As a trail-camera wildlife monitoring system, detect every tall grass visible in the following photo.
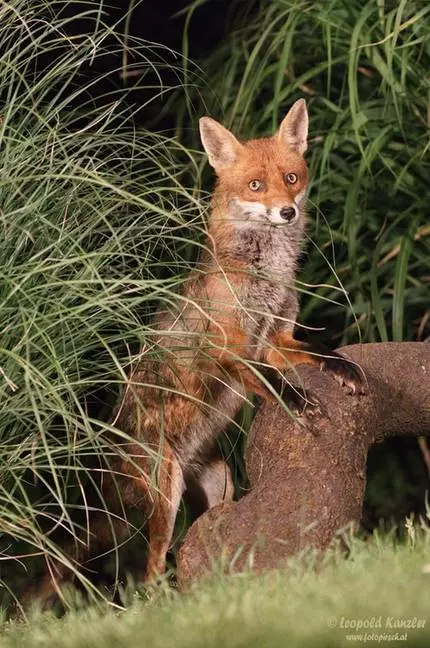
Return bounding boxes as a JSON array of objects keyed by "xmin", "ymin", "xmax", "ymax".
[
  {"xmin": 180, "ymin": 0, "xmax": 430, "ymax": 344},
  {"xmin": 0, "ymin": 0, "xmax": 206, "ymax": 608}
]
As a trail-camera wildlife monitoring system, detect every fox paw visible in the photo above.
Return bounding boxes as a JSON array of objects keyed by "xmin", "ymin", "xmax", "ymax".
[
  {"xmin": 282, "ymin": 386, "xmax": 326, "ymax": 436},
  {"xmin": 318, "ymin": 351, "xmax": 366, "ymax": 395},
  {"xmin": 256, "ymin": 366, "xmax": 327, "ymax": 433}
]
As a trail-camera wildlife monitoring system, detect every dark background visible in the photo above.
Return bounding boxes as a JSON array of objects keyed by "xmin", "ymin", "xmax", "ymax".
[
  {"xmin": 46, "ymin": 0, "xmax": 237, "ymax": 129},
  {"xmin": 60, "ymin": 0, "xmax": 230, "ymax": 56}
]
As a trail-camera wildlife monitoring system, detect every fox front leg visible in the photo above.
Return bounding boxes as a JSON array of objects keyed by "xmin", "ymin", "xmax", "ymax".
[{"xmin": 265, "ymin": 330, "xmax": 366, "ymax": 398}]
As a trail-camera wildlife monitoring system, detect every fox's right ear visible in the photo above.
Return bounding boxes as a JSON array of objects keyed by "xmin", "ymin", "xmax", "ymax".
[
  {"xmin": 199, "ymin": 117, "xmax": 243, "ymax": 170},
  {"xmin": 278, "ymin": 99, "xmax": 308, "ymax": 155}
]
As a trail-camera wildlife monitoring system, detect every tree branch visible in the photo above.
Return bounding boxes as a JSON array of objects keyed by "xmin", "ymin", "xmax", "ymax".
[{"xmin": 177, "ymin": 342, "xmax": 430, "ymax": 586}]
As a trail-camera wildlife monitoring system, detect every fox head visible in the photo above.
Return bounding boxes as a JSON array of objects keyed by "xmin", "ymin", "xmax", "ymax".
[{"xmin": 199, "ymin": 99, "xmax": 308, "ymax": 228}]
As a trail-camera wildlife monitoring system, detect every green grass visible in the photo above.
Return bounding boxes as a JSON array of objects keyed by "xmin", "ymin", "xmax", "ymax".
[{"xmin": 2, "ymin": 529, "xmax": 430, "ymax": 647}]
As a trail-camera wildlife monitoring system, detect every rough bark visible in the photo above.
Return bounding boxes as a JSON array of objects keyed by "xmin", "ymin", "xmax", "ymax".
[{"xmin": 177, "ymin": 342, "xmax": 430, "ymax": 587}]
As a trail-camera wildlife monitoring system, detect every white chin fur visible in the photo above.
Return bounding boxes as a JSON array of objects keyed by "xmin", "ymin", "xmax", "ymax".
[{"xmin": 229, "ymin": 198, "xmax": 300, "ymax": 226}]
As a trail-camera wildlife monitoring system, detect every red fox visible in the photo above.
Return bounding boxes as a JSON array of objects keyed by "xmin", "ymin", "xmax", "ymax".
[{"xmin": 26, "ymin": 99, "xmax": 364, "ymax": 605}]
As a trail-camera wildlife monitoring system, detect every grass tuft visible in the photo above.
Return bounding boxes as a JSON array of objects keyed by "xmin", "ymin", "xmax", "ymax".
[{"xmin": 0, "ymin": 0, "xmax": 205, "ymax": 607}]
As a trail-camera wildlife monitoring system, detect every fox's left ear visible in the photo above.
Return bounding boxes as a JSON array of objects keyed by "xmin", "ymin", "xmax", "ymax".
[{"xmin": 278, "ymin": 99, "xmax": 308, "ymax": 155}]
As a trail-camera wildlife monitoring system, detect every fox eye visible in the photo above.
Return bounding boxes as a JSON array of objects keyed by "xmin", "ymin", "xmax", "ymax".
[
  {"xmin": 248, "ymin": 179, "xmax": 264, "ymax": 192},
  {"xmin": 285, "ymin": 172, "xmax": 297, "ymax": 185}
]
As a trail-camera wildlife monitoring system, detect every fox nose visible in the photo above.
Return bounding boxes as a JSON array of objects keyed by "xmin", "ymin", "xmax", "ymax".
[{"xmin": 280, "ymin": 206, "xmax": 297, "ymax": 222}]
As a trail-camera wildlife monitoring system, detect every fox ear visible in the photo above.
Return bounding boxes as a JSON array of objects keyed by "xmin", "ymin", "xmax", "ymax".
[
  {"xmin": 278, "ymin": 99, "xmax": 308, "ymax": 155},
  {"xmin": 199, "ymin": 117, "xmax": 243, "ymax": 170}
]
